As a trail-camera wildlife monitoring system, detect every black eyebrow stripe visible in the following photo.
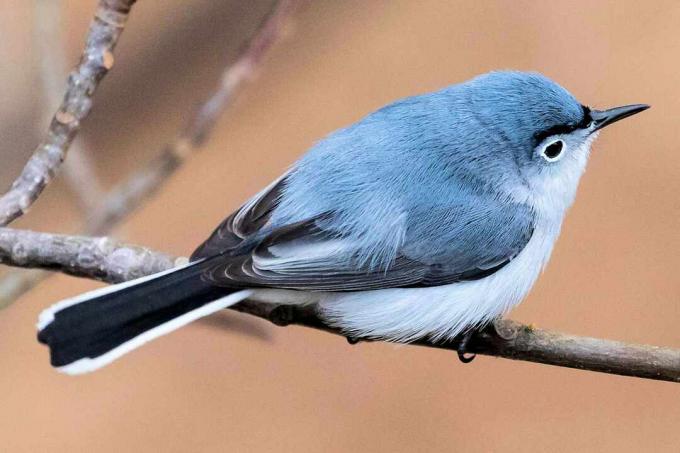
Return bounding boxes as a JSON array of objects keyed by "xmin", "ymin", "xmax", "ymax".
[{"xmin": 533, "ymin": 104, "xmax": 592, "ymax": 144}]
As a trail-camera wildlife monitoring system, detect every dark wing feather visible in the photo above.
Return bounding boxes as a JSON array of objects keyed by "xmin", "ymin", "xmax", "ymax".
[
  {"xmin": 201, "ymin": 213, "xmax": 533, "ymax": 292},
  {"xmin": 191, "ymin": 173, "xmax": 288, "ymax": 260}
]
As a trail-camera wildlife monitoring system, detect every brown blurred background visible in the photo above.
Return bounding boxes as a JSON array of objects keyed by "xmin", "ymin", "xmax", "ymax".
[{"xmin": 0, "ymin": 0, "xmax": 679, "ymax": 451}]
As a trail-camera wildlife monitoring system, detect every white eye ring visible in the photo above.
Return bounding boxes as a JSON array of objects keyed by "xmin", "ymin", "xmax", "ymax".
[{"xmin": 539, "ymin": 139, "xmax": 565, "ymax": 162}]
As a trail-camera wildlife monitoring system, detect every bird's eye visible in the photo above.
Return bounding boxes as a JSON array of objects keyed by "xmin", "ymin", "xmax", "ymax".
[{"xmin": 540, "ymin": 139, "xmax": 565, "ymax": 162}]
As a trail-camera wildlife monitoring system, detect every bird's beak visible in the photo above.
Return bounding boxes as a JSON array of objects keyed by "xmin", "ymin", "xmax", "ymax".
[{"xmin": 589, "ymin": 104, "xmax": 650, "ymax": 133}]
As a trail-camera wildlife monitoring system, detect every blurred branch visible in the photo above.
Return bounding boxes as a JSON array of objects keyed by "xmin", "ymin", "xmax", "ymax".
[
  {"xmin": 0, "ymin": 226, "xmax": 677, "ymax": 383},
  {"xmin": 0, "ymin": 0, "xmax": 301, "ymax": 308},
  {"xmin": 0, "ymin": 269, "xmax": 48, "ymax": 310},
  {"xmin": 0, "ymin": 0, "xmax": 136, "ymax": 226},
  {"xmin": 0, "ymin": 0, "xmax": 136, "ymax": 307},
  {"xmin": 33, "ymin": 0, "xmax": 105, "ymax": 212},
  {"xmin": 86, "ymin": 0, "xmax": 301, "ymax": 234}
]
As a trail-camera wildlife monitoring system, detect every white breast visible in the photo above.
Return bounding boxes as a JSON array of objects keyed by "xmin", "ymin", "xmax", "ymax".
[{"xmin": 312, "ymin": 216, "xmax": 560, "ymax": 342}]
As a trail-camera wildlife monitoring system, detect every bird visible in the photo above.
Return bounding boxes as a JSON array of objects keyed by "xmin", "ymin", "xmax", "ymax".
[{"xmin": 36, "ymin": 71, "xmax": 649, "ymax": 375}]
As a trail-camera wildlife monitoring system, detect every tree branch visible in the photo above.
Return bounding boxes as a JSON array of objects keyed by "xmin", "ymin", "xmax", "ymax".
[
  {"xmin": 0, "ymin": 0, "xmax": 136, "ymax": 226},
  {"xmin": 0, "ymin": 0, "xmax": 300, "ymax": 308},
  {"xmin": 85, "ymin": 0, "xmax": 301, "ymax": 234},
  {"xmin": 0, "ymin": 227, "xmax": 181, "ymax": 283},
  {"xmin": 0, "ymin": 269, "xmax": 47, "ymax": 310},
  {"xmin": 0, "ymin": 226, "xmax": 677, "ymax": 383},
  {"xmin": 33, "ymin": 0, "xmax": 105, "ymax": 213}
]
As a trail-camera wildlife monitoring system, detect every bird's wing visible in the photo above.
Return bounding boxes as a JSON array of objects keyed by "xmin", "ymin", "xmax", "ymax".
[
  {"xmin": 202, "ymin": 217, "xmax": 423, "ymax": 291},
  {"xmin": 201, "ymin": 205, "xmax": 535, "ymax": 291},
  {"xmin": 190, "ymin": 173, "xmax": 289, "ymax": 260}
]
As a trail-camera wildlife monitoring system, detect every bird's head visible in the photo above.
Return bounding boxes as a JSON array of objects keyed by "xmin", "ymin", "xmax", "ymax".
[{"xmin": 460, "ymin": 71, "xmax": 649, "ymax": 214}]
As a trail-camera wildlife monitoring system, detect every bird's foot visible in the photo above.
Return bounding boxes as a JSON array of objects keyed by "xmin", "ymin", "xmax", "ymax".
[
  {"xmin": 457, "ymin": 329, "xmax": 476, "ymax": 363},
  {"xmin": 346, "ymin": 336, "xmax": 361, "ymax": 345}
]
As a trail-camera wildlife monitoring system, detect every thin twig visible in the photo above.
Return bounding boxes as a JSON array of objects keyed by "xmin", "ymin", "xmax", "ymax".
[
  {"xmin": 0, "ymin": 269, "xmax": 48, "ymax": 310},
  {"xmin": 0, "ymin": 0, "xmax": 300, "ymax": 308},
  {"xmin": 86, "ymin": 0, "xmax": 301, "ymax": 234},
  {"xmin": 0, "ymin": 0, "xmax": 136, "ymax": 226},
  {"xmin": 0, "ymin": 0, "xmax": 137, "ymax": 308},
  {"xmin": 0, "ymin": 226, "xmax": 677, "ymax": 383},
  {"xmin": 33, "ymin": 0, "xmax": 105, "ymax": 212}
]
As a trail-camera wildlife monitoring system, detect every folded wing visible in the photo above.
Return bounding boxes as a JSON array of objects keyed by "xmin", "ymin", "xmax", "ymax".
[{"xmin": 192, "ymin": 172, "xmax": 536, "ymax": 291}]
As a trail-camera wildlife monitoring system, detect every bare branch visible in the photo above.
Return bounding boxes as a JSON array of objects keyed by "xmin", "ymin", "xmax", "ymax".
[
  {"xmin": 0, "ymin": 0, "xmax": 300, "ymax": 307},
  {"xmin": 0, "ymin": 227, "xmax": 181, "ymax": 283},
  {"xmin": 0, "ymin": 269, "xmax": 47, "ymax": 310},
  {"xmin": 0, "ymin": 0, "xmax": 136, "ymax": 226},
  {"xmin": 33, "ymin": 0, "xmax": 105, "ymax": 212},
  {"xmin": 235, "ymin": 304, "xmax": 680, "ymax": 384},
  {"xmin": 0, "ymin": 226, "xmax": 677, "ymax": 383},
  {"xmin": 86, "ymin": 0, "xmax": 301, "ymax": 234}
]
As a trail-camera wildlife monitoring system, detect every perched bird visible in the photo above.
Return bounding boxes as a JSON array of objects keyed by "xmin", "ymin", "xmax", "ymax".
[{"xmin": 37, "ymin": 71, "xmax": 648, "ymax": 375}]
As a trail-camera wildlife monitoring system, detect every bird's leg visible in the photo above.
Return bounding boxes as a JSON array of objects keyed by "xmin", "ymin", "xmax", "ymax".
[
  {"xmin": 457, "ymin": 329, "xmax": 477, "ymax": 363},
  {"xmin": 346, "ymin": 336, "xmax": 361, "ymax": 345}
]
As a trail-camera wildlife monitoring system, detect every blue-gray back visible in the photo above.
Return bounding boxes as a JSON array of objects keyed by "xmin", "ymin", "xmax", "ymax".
[{"xmin": 193, "ymin": 71, "xmax": 586, "ymax": 290}]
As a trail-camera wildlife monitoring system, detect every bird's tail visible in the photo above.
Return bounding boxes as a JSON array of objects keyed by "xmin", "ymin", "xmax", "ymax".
[{"xmin": 37, "ymin": 258, "xmax": 252, "ymax": 375}]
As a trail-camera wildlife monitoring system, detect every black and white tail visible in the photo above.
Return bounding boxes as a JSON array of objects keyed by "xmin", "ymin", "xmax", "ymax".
[{"xmin": 37, "ymin": 259, "xmax": 252, "ymax": 375}]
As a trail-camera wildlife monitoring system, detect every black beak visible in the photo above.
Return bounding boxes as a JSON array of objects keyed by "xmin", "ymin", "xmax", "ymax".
[{"xmin": 589, "ymin": 104, "xmax": 650, "ymax": 132}]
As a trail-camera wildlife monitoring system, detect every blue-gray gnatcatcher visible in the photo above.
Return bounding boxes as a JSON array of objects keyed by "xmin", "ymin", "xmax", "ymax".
[{"xmin": 37, "ymin": 71, "xmax": 649, "ymax": 374}]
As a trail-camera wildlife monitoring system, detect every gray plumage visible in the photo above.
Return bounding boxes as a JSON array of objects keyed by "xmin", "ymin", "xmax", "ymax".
[{"xmin": 196, "ymin": 72, "xmax": 571, "ymax": 287}]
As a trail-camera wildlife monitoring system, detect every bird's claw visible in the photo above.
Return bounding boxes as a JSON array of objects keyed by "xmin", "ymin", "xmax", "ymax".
[{"xmin": 457, "ymin": 330, "xmax": 476, "ymax": 363}]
